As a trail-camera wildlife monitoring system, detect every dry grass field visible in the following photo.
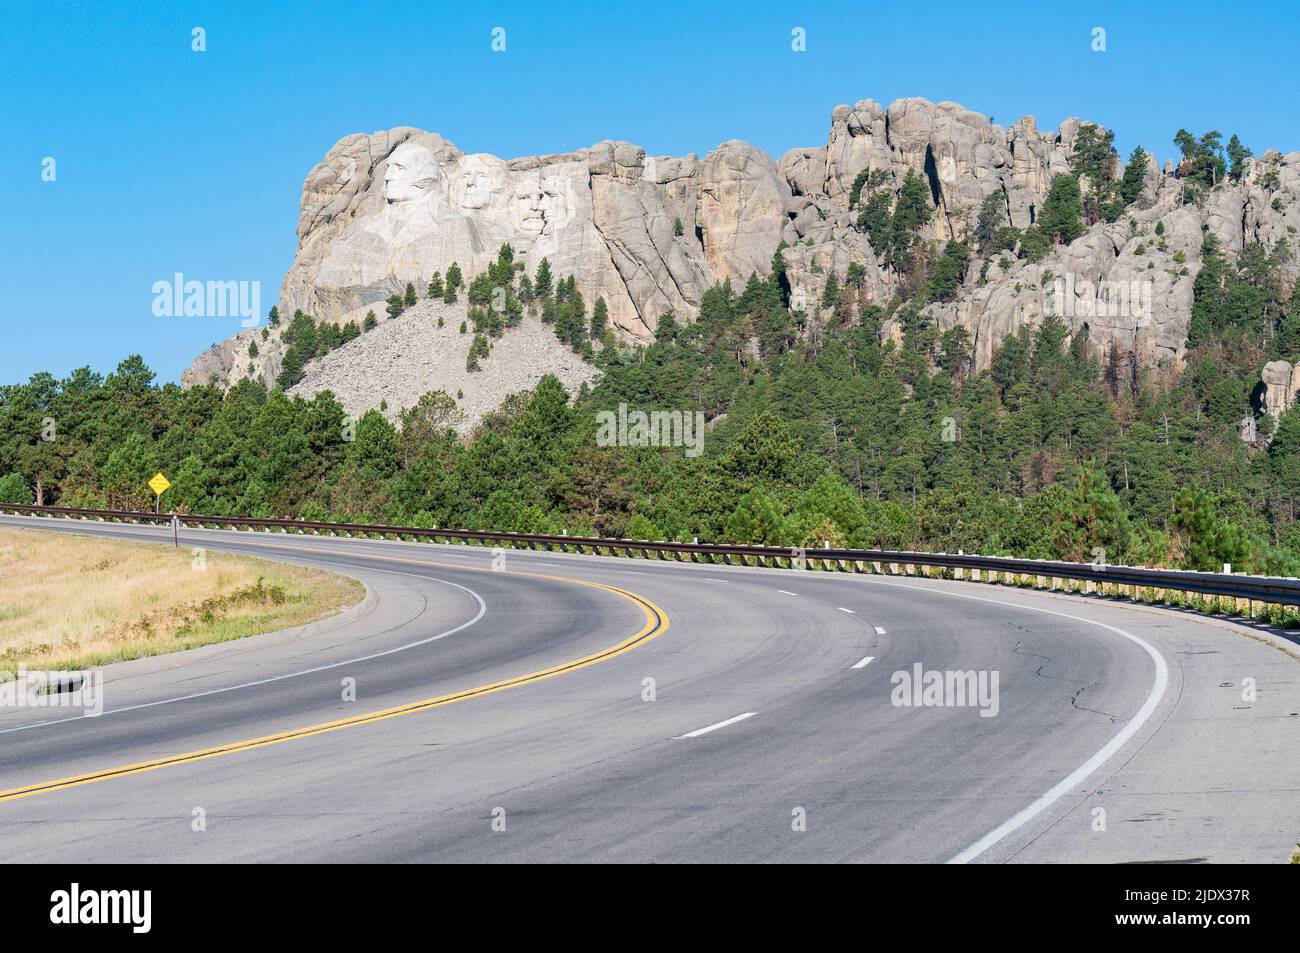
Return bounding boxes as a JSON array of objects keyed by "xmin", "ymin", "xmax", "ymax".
[{"xmin": 0, "ymin": 527, "xmax": 363, "ymax": 677}]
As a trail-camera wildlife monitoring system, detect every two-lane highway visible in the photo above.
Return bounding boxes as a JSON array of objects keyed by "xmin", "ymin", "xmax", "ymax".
[{"xmin": 1, "ymin": 515, "xmax": 1297, "ymax": 862}]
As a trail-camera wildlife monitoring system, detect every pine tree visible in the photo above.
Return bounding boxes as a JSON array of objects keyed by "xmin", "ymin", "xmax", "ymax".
[
  {"xmin": 724, "ymin": 488, "xmax": 789, "ymax": 545},
  {"xmin": 886, "ymin": 169, "xmax": 932, "ymax": 272},
  {"xmin": 820, "ymin": 271, "xmax": 841, "ymax": 311},
  {"xmin": 1170, "ymin": 484, "xmax": 1250, "ymax": 571},
  {"xmin": 1050, "ymin": 462, "xmax": 1130, "ymax": 562},
  {"xmin": 591, "ymin": 297, "xmax": 609, "ymax": 338},
  {"xmin": 974, "ymin": 192, "xmax": 1006, "ymax": 253},
  {"xmin": 1037, "ymin": 174, "xmax": 1084, "ymax": 245},
  {"xmin": 922, "ymin": 241, "xmax": 969, "ymax": 302},
  {"xmin": 534, "ymin": 258, "xmax": 553, "ymax": 299},
  {"xmin": 1119, "ymin": 147, "xmax": 1148, "ymax": 205},
  {"xmin": 444, "ymin": 263, "xmax": 462, "ymax": 303},
  {"xmin": 276, "ymin": 348, "xmax": 304, "ymax": 389},
  {"xmin": 0, "ymin": 473, "xmax": 34, "ymax": 504},
  {"xmin": 1227, "ymin": 134, "xmax": 1252, "ymax": 182}
]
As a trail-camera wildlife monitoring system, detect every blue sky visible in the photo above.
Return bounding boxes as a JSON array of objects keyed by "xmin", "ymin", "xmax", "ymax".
[{"xmin": 4, "ymin": 0, "xmax": 1297, "ymax": 384}]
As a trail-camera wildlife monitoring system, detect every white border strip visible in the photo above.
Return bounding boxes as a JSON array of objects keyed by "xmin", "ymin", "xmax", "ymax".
[
  {"xmin": 947, "ymin": 609, "xmax": 1167, "ymax": 863},
  {"xmin": 840, "ymin": 579, "xmax": 1171, "ymax": 864},
  {"xmin": 0, "ymin": 567, "xmax": 487, "ymax": 735}
]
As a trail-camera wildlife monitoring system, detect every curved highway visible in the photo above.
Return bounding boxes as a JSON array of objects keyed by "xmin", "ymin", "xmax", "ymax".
[{"xmin": 1, "ymin": 514, "xmax": 1297, "ymax": 863}]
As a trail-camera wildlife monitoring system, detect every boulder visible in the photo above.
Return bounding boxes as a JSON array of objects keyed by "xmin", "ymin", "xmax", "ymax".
[{"xmin": 1261, "ymin": 360, "xmax": 1300, "ymax": 417}]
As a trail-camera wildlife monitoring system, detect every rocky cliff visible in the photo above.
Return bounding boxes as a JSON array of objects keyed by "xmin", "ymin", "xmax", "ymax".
[{"xmin": 185, "ymin": 96, "xmax": 1300, "ymax": 406}]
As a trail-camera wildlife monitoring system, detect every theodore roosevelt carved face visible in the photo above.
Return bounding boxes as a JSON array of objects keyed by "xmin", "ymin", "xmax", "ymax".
[{"xmin": 383, "ymin": 143, "xmax": 442, "ymax": 204}]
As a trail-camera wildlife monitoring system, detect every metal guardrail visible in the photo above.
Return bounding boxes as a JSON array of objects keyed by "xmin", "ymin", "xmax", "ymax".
[{"xmin": 3, "ymin": 502, "xmax": 1300, "ymax": 608}]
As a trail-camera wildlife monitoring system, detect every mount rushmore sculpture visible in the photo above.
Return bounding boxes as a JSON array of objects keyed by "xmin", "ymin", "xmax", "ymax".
[{"xmin": 187, "ymin": 97, "xmax": 1300, "ymax": 392}]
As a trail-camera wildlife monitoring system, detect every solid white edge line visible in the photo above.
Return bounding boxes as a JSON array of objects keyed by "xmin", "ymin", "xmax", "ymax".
[
  {"xmin": 3, "ymin": 515, "xmax": 1173, "ymax": 860},
  {"xmin": 851, "ymin": 655, "xmax": 875, "ymax": 670},
  {"xmin": 674, "ymin": 711, "xmax": 757, "ymax": 739},
  {"xmin": 778, "ymin": 590, "xmax": 798, "ymax": 596},
  {"xmin": 837, "ymin": 607, "xmax": 855, "ymax": 613},
  {"xmin": 929, "ymin": 602, "xmax": 1170, "ymax": 863},
  {"xmin": 0, "ymin": 566, "xmax": 488, "ymax": 735}
]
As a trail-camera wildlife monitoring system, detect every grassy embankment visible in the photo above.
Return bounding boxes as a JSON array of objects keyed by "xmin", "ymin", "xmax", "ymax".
[{"xmin": 0, "ymin": 527, "xmax": 363, "ymax": 677}]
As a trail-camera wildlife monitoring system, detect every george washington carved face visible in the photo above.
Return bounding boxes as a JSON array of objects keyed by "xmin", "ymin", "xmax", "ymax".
[{"xmin": 383, "ymin": 143, "xmax": 442, "ymax": 204}]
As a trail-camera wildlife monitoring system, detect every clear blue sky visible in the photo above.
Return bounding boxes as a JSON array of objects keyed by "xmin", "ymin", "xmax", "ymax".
[{"xmin": 4, "ymin": 0, "xmax": 1297, "ymax": 384}]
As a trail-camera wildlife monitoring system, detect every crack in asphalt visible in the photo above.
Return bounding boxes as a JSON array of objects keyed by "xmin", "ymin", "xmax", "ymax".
[{"xmin": 1011, "ymin": 638, "xmax": 1119, "ymax": 724}]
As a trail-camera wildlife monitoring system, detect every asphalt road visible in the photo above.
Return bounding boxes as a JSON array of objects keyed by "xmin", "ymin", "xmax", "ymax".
[{"xmin": 1, "ymin": 514, "xmax": 1297, "ymax": 863}]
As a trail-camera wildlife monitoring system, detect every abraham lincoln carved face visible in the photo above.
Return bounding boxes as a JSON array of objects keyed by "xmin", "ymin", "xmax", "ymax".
[{"xmin": 509, "ymin": 175, "xmax": 571, "ymax": 236}]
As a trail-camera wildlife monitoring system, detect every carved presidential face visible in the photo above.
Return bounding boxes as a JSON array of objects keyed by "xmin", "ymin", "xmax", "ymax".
[
  {"xmin": 450, "ymin": 154, "xmax": 505, "ymax": 210},
  {"xmin": 383, "ymin": 143, "xmax": 442, "ymax": 204},
  {"xmin": 510, "ymin": 175, "xmax": 571, "ymax": 236}
]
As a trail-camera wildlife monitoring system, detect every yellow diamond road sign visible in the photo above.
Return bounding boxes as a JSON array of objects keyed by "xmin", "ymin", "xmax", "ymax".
[{"xmin": 148, "ymin": 472, "xmax": 171, "ymax": 496}]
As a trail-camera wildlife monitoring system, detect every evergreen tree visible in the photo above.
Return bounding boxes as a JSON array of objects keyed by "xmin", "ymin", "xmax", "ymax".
[
  {"xmin": 974, "ymin": 192, "xmax": 1006, "ymax": 253},
  {"xmin": 1170, "ymin": 484, "xmax": 1250, "ymax": 571},
  {"xmin": 886, "ymin": 169, "xmax": 933, "ymax": 272},
  {"xmin": 820, "ymin": 271, "xmax": 841, "ymax": 311},
  {"xmin": 0, "ymin": 473, "xmax": 34, "ymax": 504},
  {"xmin": 1119, "ymin": 146, "xmax": 1148, "ymax": 205},
  {"xmin": 724, "ymin": 488, "xmax": 789, "ymax": 545},
  {"xmin": 443, "ymin": 263, "xmax": 463, "ymax": 303},
  {"xmin": 591, "ymin": 296, "xmax": 609, "ymax": 338},
  {"xmin": 1037, "ymin": 174, "xmax": 1085, "ymax": 245},
  {"xmin": 1226, "ymin": 134, "xmax": 1252, "ymax": 182},
  {"xmin": 922, "ymin": 241, "xmax": 969, "ymax": 302},
  {"xmin": 534, "ymin": 258, "xmax": 553, "ymax": 299},
  {"xmin": 1050, "ymin": 462, "xmax": 1130, "ymax": 562}
]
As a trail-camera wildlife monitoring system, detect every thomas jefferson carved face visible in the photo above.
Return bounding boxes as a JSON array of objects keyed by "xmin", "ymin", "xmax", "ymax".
[
  {"xmin": 450, "ymin": 154, "xmax": 505, "ymax": 210},
  {"xmin": 383, "ymin": 143, "xmax": 442, "ymax": 204}
]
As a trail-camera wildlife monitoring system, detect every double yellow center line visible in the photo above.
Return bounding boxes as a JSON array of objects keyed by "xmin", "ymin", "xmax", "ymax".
[{"xmin": 0, "ymin": 545, "xmax": 669, "ymax": 803}]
